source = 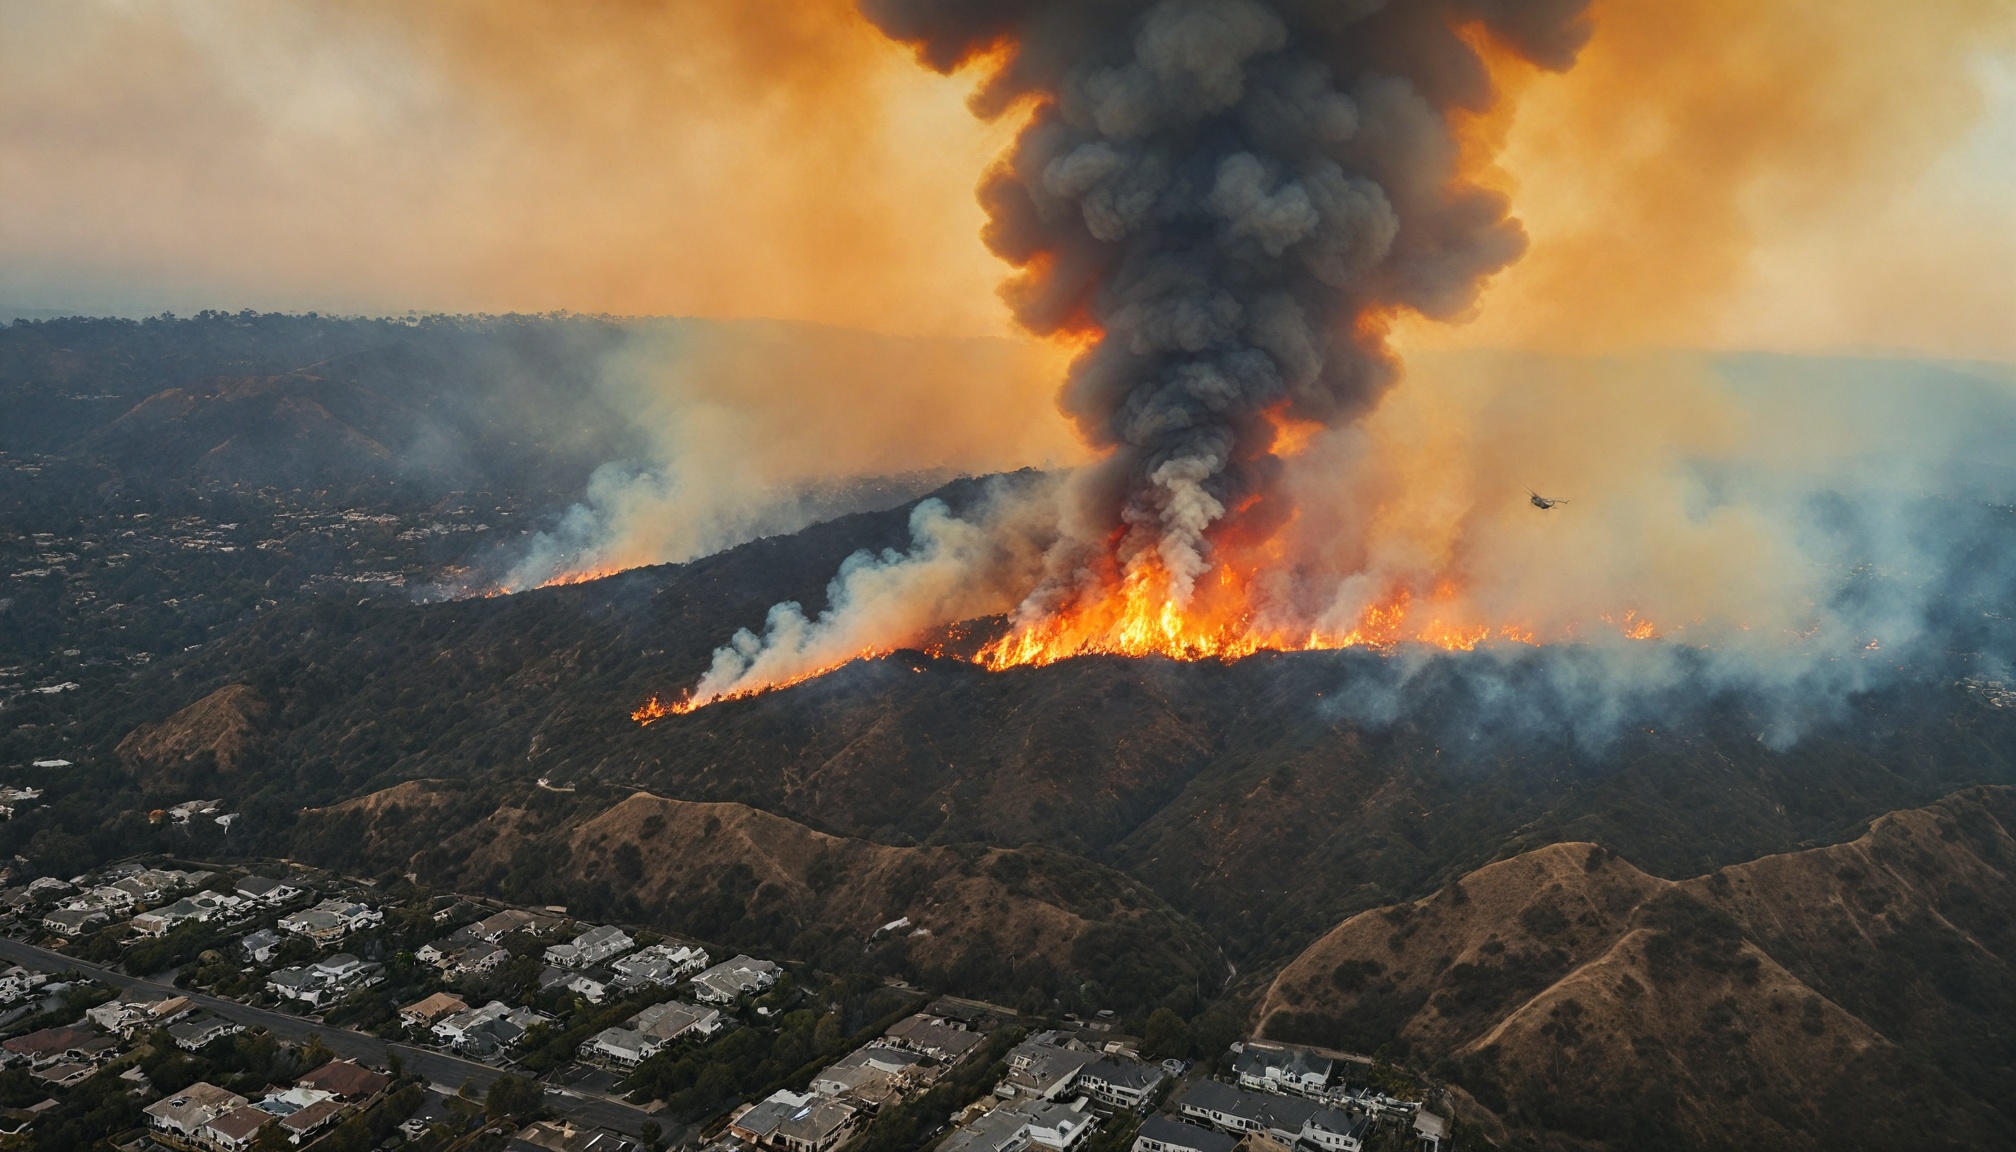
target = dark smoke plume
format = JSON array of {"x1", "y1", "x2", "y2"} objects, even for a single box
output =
[{"x1": 861, "y1": 0, "x2": 1593, "y2": 609}]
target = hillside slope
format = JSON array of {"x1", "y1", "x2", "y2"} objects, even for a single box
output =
[
  {"x1": 294, "y1": 779, "x2": 1225, "y2": 1017},
  {"x1": 1259, "y1": 786, "x2": 2016, "y2": 1150}
]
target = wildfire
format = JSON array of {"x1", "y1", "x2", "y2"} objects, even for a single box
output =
[
  {"x1": 630, "y1": 553, "x2": 1665, "y2": 723},
  {"x1": 540, "y1": 568, "x2": 623, "y2": 589},
  {"x1": 632, "y1": 651, "x2": 898, "y2": 726}
]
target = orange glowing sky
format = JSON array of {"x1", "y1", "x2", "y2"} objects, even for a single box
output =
[{"x1": 2, "y1": 0, "x2": 2012, "y2": 360}]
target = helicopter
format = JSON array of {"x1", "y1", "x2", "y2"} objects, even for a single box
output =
[{"x1": 1529, "y1": 490, "x2": 1568, "y2": 510}]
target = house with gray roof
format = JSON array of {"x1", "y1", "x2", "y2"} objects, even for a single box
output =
[
  {"x1": 1133, "y1": 1115, "x2": 1238, "y2": 1152},
  {"x1": 544, "y1": 925, "x2": 634, "y2": 969},
  {"x1": 1001, "y1": 1034, "x2": 1102, "y2": 1100},
  {"x1": 1233, "y1": 1043, "x2": 1334, "y2": 1098},
  {"x1": 945, "y1": 1098, "x2": 1096, "y2": 1152},
  {"x1": 1177, "y1": 1082, "x2": 1368, "y2": 1152},
  {"x1": 691, "y1": 954, "x2": 781, "y2": 1004}
]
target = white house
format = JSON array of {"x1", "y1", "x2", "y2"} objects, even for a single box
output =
[
  {"x1": 278, "y1": 899, "x2": 381, "y2": 943},
  {"x1": 945, "y1": 1099, "x2": 1095, "y2": 1152},
  {"x1": 234, "y1": 876, "x2": 304, "y2": 906},
  {"x1": 1232, "y1": 1043, "x2": 1333, "y2": 1098},
  {"x1": 87, "y1": 993, "x2": 193, "y2": 1037},
  {"x1": 1077, "y1": 1059, "x2": 1164, "y2": 1111},
  {"x1": 610, "y1": 943, "x2": 708, "y2": 988},
  {"x1": 544, "y1": 925, "x2": 634, "y2": 969},
  {"x1": 1177, "y1": 1082, "x2": 1368, "y2": 1152}
]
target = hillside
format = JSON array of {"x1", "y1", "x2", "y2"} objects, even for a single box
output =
[
  {"x1": 1258, "y1": 786, "x2": 2016, "y2": 1150},
  {"x1": 292, "y1": 779, "x2": 1225, "y2": 1017}
]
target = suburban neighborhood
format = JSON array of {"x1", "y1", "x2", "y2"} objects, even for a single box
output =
[{"x1": 0, "y1": 853, "x2": 1452, "y2": 1152}]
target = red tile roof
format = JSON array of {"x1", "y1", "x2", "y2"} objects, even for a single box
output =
[{"x1": 297, "y1": 1060, "x2": 389, "y2": 1100}]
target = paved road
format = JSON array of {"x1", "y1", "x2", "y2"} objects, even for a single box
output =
[{"x1": 0, "y1": 936, "x2": 654, "y2": 1136}]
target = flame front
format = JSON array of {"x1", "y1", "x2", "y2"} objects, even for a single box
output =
[
  {"x1": 971, "y1": 566, "x2": 1541, "y2": 672},
  {"x1": 631, "y1": 551, "x2": 1666, "y2": 724}
]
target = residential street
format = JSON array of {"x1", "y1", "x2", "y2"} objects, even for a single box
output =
[{"x1": 0, "y1": 935, "x2": 656, "y2": 1136}]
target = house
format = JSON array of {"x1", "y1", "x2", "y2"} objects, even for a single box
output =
[
  {"x1": 886, "y1": 1013, "x2": 986, "y2": 1063},
  {"x1": 417, "y1": 924, "x2": 477, "y2": 963},
  {"x1": 514, "y1": 1119, "x2": 640, "y2": 1152},
  {"x1": 691, "y1": 954, "x2": 782, "y2": 1004},
  {"x1": 943, "y1": 1105, "x2": 1037, "y2": 1152},
  {"x1": 280, "y1": 1098, "x2": 346, "y2": 1142},
  {"x1": 234, "y1": 876, "x2": 303, "y2": 905},
  {"x1": 773, "y1": 1097, "x2": 860, "y2": 1152},
  {"x1": 2, "y1": 1026, "x2": 105, "y2": 1069},
  {"x1": 79, "y1": 886, "x2": 137, "y2": 915},
  {"x1": 144, "y1": 1082, "x2": 249, "y2": 1140},
  {"x1": 277, "y1": 899, "x2": 381, "y2": 943},
  {"x1": 87, "y1": 993, "x2": 193, "y2": 1037},
  {"x1": 810, "y1": 1044, "x2": 930, "y2": 1104},
  {"x1": 39, "y1": 907, "x2": 105, "y2": 936},
  {"x1": 0, "y1": 967, "x2": 46, "y2": 1005},
  {"x1": 168, "y1": 799, "x2": 222, "y2": 824},
  {"x1": 297, "y1": 1059, "x2": 391, "y2": 1101},
  {"x1": 265, "y1": 953, "x2": 381, "y2": 1007},
  {"x1": 31, "y1": 1061, "x2": 94, "y2": 1088},
  {"x1": 266, "y1": 967, "x2": 319, "y2": 1003},
  {"x1": 1177, "y1": 1082, "x2": 1368, "y2": 1152},
  {"x1": 731, "y1": 1091, "x2": 816, "y2": 1146},
  {"x1": 1134, "y1": 1116, "x2": 1239, "y2": 1152},
  {"x1": 1233, "y1": 1044, "x2": 1333, "y2": 1098},
  {"x1": 312, "y1": 952, "x2": 376, "y2": 984},
  {"x1": 632, "y1": 1001, "x2": 722, "y2": 1044},
  {"x1": 539, "y1": 966, "x2": 612, "y2": 1003},
  {"x1": 945, "y1": 1099, "x2": 1096, "y2": 1152},
  {"x1": 1077, "y1": 1059, "x2": 1165, "y2": 1111},
  {"x1": 202, "y1": 1106, "x2": 271, "y2": 1152},
  {"x1": 609, "y1": 943, "x2": 708, "y2": 988},
  {"x1": 432, "y1": 1002, "x2": 546, "y2": 1053},
  {"x1": 254, "y1": 1083, "x2": 336, "y2": 1116},
  {"x1": 580, "y1": 1027, "x2": 655, "y2": 1069},
  {"x1": 168, "y1": 1013, "x2": 244, "y2": 1051},
  {"x1": 465, "y1": 907, "x2": 562, "y2": 943},
  {"x1": 1413, "y1": 1111, "x2": 1447, "y2": 1151},
  {"x1": 544, "y1": 925, "x2": 634, "y2": 969},
  {"x1": 579, "y1": 1001, "x2": 721, "y2": 1067},
  {"x1": 447, "y1": 942, "x2": 509, "y2": 977},
  {"x1": 1014, "y1": 1100, "x2": 1099, "y2": 1151},
  {"x1": 400, "y1": 992, "x2": 468, "y2": 1029},
  {"x1": 131, "y1": 892, "x2": 244, "y2": 937},
  {"x1": 24, "y1": 877, "x2": 72, "y2": 901},
  {"x1": 238, "y1": 928, "x2": 283, "y2": 964},
  {"x1": 1001, "y1": 1034, "x2": 1102, "y2": 1100}
]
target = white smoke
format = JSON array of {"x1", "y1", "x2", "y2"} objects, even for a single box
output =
[{"x1": 683, "y1": 483, "x2": 1056, "y2": 707}]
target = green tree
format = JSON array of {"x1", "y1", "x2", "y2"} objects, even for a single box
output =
[
  {"x1": 1142, "y1": 1007, "x2": 1194, "y2": 1061},
  {"x1": 814, "y1": 1011, "x2": 846, "y2": 1055},
  {"x1": 486, "y1": 1073, "x2": 545, "y2": 1121},
  {"x1": 299, "y1": 1033, "x2": 335, "y2": 1070}
]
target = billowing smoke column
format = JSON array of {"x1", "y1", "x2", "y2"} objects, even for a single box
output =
[{"x1": 861, "y1": 0, "x2": 1592, "y2": 643}]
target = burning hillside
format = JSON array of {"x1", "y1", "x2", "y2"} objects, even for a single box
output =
[{"x1": 629, "y1": 0, "x2": 1620, "y2": 718}]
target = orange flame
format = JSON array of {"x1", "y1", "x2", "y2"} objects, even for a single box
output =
[
  {"x1": 632, "y1": 650, "x2": 900, "y2": 726},
  {"x1": 628, "y1": 551, "x2": 1673, "y2": 721}
]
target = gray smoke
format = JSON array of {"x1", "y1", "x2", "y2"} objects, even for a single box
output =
[{"x1": 861, "y1": 0, "x2": 1593, "y2": 609}]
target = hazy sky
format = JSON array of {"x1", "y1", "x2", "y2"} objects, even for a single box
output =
[{"x1": 2, "y1": 0, "x2": 2012, "y2": 358}]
